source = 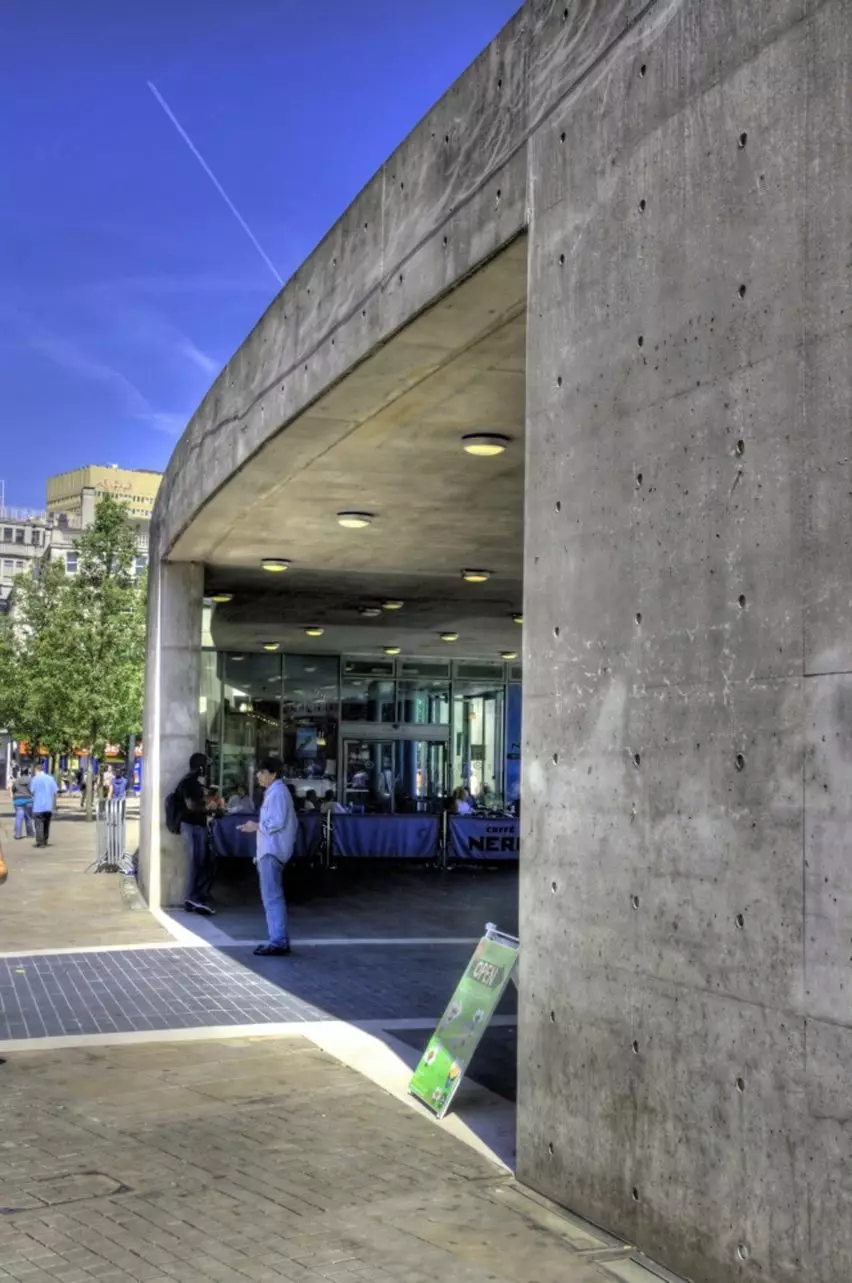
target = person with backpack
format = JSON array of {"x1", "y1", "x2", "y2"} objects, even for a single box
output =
[
  {"x1": 166, "y1": 752, "x2": 216, "y2": 916},
  {"x1": 238, "y1": 757, "x2": 297, "y2": 956}
]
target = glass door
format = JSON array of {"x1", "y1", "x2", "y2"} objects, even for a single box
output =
[{"x1": 343, "y1": 739, "x2": 397, "y2": 813}]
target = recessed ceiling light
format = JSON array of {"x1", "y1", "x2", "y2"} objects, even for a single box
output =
[
  {"x1": 384, "y1": 646, "x2": 401, "y2": 656},
  {"x1": 359, "y1": 606, "x2": 381, "y2": 618},
  {"x1": 231, "y1": 654, "x2": 245, "y2": 662},
  {"x1": 382, "y1": 600, "x2": 404, "y2": 611},
  {"x1": 263, "y1": 643, "x2": 280, "y2": 652},
  {"x1": 501, "y1": 651, "x2": 518, "y2": 661},
  {"x1": 512, "y1": 613, "x2": 523, "y2": 625},
  {"x1": 462, "y1": 433, "x2": 510, "y2": 457},
  {"x1": 337, "y1": 511, "x2": 374, "y2": 529},
  {"x1": 261, "y1": 558, "x2": 290, "y2": 572},
  {"x1": 440, "y1": 632, "x2": 459, "y2": 643},
  {"x1": 305, "y1": 626, "x2": 324, "y2": 637},
  {"x1": 210, "y1": 593, "x2": 233, "y2": 604},
  {"x1": 305, "y1": 665, "x2": 317, "y2": 673},
  {"x1": 462, "y1": 569, "x2": 492, "y2": 583}
]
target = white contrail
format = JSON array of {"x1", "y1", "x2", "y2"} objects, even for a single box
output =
[{"x1": 147, "y1": 80, "x2": 284, "y2": 287}]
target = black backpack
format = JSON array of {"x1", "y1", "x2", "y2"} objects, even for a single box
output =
[{"x1": 164, "y1": 775, "x2": 189, "y2": 835}]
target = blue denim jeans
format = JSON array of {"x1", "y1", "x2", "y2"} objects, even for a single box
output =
[
  {"x1": 181, "y1": 822, "x2": 214, "y2": 905},
  {"x1": 257, "y1": 855, "x2": 289, "y2": 948},
  {"x1": 14, "y1": 805, "x2": 34, "y2": 838}
]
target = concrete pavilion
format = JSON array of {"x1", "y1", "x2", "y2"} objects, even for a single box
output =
[{"x1": 141, "y1": 4, "x2": 852, "y2": 1282}]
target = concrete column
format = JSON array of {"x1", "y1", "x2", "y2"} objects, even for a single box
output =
[
  {"x1": 139, "y1": 555, "x2": 204, "y2": 908},
  {"x1": 519, "y1": 3, "x2": 852, "y2": 1283}
]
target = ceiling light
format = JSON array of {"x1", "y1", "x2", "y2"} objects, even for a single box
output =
[
  {"x1": 261, "y1": 558, "x2": 290, "y2": 573},
  {"x1": 462, "y1": 433, "x2": 510, "y2": 457},
  {"x1": 440, "y1": 632, "x2": 459, "y2": 643},
  {"x1": 231, "y1": 655, "x2": 245, "y2": 662},
  {"x1": 462, "y1": 569, "x2": 492, "y2": 584},
  {"x1": 359, "y1": 606, "x2": 381, "y2": 618},
  {"x1": 263, "y1": 643, "x2": 280, "y2": 652},
  {"x1": 501, "y1": 651, "x2": 518, "y2": 661},
  {"x1": 512, "y1": 613, "x2": 523, "y2": 625},
  {"x1": 337, "y1": 511, "x2": 374, "y2": 529},
  {"x1": 382, "y1": 600, "x2": 404, "y2": 611},
  {"x1": 384, "y1": 646, "x2": 401, "y2": 656},
  {"x1": 305, "y1": 665, "x2": 317, "y2": 673},
  {"x1": 210, "y1": 593, "x2": 233, "y2": 604},
  {"x1": 305, "y1": 626, "x2": 324, "y2": 638}
]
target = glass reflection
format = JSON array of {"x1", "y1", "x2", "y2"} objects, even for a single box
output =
[{"x1": 280, "y1": 654, "x2": 339, "y2": 808}]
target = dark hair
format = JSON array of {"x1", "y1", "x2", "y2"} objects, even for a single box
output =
[{"x1": 258, "y1": 757, "x2": 283, "y2": 777}]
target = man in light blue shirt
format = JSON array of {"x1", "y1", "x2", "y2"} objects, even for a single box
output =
[
  {"x1": 238, "y1": 757, "x2": 297, "y2": 956},
  {"x1": 30, "y1": 763, "x2": 58, "y2": 848}
]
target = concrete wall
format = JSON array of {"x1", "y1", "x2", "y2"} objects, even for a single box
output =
[
  {"x1": 144, "y1": 1, "x2": 852, "y2": 1278},
  {"x1": 139, "y1": 555, "x2": 203, "y2": 908},
  {"x1": 520, "y1": 2, "x2": 852, "y2": 1282}
]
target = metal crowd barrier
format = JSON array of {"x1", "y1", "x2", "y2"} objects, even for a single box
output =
[{"x1": 92, "y1": 798, "x2": 127, "y2": 873}]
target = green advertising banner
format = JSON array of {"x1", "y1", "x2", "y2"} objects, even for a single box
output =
[{"x1": 409, "y1": 923, "x2": 519, "y2": 1119}]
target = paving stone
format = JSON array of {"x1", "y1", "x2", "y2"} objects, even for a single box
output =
[{"x1": 0, "y1": 1038, "x2": 645, "y2": 1282}]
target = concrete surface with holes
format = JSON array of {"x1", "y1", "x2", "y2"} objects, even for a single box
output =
[
  {"x1": 0, "y1": 1037, "x2": 681, "y2": 1283},
  {"x1": 136, "y1": 2, "x2": 852, "y2": 1281}
]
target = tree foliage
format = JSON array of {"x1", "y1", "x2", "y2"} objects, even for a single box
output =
[{"x1": 0, "y1": 496, "x2": 147, "y2": 815}]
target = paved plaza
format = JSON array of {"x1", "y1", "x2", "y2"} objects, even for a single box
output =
[{"x1": 0, "y1": 797, "x2": 675, "y2": 1283}]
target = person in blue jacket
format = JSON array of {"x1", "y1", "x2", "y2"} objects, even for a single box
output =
[{"x1": 238, "y1": 757, "x2": 297, "y2": 957}]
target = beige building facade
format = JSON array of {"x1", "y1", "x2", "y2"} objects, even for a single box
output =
[{"x1": 46, "y1": 465, "x2": 161, "y2": 522}]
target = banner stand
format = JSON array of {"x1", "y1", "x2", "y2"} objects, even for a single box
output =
[{"x1": 409, "y1": 922, "x2": 520, "y2": 1120}]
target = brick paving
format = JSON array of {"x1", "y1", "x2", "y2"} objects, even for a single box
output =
[
  {"x1": 0, "y1": 943, "x2": 517, "y2": 1041},
  {"x1": 0, "y1": 1038, "x2": 661, "y2": 1283},
  {"x1": 0, "y1": 799, "x2": 169, "y2": 954}
]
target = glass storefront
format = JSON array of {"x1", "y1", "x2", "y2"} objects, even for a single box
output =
[{"x1": 202, "y1": 651, "x2": 520, "y2": 811}]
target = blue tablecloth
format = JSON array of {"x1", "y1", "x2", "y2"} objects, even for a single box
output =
[
  {"x1": 447, "y1": 815, "x2": 519, "y2": 862},
  {"x1": 331, "y1": 813, "x2": 440, "y2": 860},
  {"x1": 211, "y1": 812, "x2": 323, "y2": 862}
]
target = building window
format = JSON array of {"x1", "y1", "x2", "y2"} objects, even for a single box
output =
[
  {"x1": 2, "y1": 559, "x2": 12, "y2": 577},
  {"x1": 15, "y1": 560, "x2": 23, "y2": 571},
  {"x1": 135, "y1": 555, "x2": 148, "y2": 576},
  {"x1": 65, "y1": 552, "x2": 78, "y2": 574},
  {"x1": 2, "y1": 528, "x2": 11, "y2": 543},
  {"x1": 31, "y1": 530, "x2": 41, "y2": 546},
  {"x1": 14, "y1": 529, "x2": 24, "y2": 544}
]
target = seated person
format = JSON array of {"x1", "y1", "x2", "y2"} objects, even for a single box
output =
[
  {"x1": 226, "y1": 784, "x2": 256, "y2": 815},
  {"x1": 319, "y1": 788, "x2": 346, "y2": 815},
  {"x1": 452, "y1": 786, "x2": 474, "y2": 815},
  {"x1": 303, "y1": 788, "x2": 319, "y2": 812}
]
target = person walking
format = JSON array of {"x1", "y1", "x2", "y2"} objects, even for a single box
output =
[
  {"x1": 238, "y1": 757, "x2": 297, "y2": 957},
  {"x1": 176, "y1": 753, "x2": 216, "y2": 916},
  {"x1": 30, "y1": 763, "x2": 58, "y2": 848},
  {"x1": 11, "y1": 769, "x2": 35, "y2": 840}
]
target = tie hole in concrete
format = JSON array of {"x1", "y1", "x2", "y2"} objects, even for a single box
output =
[
  {"x1": 632, "y1": 1040, "x2": 640, "y2": 1055},
  {"x1": 639, "y1": 198, "x2": 647, "y2": 212},
  {"x1": 633, "y1": 752, "x2": 641, "y2": 768},
  {"x1": 735, "y1": 753, "x2": 745, "y2": 771},
  {"x1": 738, "y1": 132, "x2": 748, "y2": 149},
  {"x1": 735, "y1": 913, "x2": 745, "y2": 930},
  {"x1": 738, "y1": 594, "x2": 747, "y2": 609},
  {"x1": 736, "y1": 1077, "x2": 746, "y2": 1093},
  {"x1": 737, "y1": 1244, "x2": 750, "y2": 1262},
  {"x1": 631, "y1": 895, "x2": 640, "y2": 910},
  {"x1": 735, "y1": 438, "x2": 745, "y2": 456},
  {"x1": 635, "y1": 611, "x2": 642, "y2": 624},
  {"x1": 738, "y1": 283, "x2": 747, "y2": 298}
]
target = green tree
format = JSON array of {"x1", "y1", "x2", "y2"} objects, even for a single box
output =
[
  {"x1": 0, "y1": 560, "x2": 80, "y2": 767},
  {"x1": 66, "y1": 496, "x2": 147, "y2": 818}
]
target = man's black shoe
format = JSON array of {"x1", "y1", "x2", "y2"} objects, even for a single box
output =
[
  {"x1": 185, "y1": 900, "x2": 215, "y2": 916},
  {"x1": 253, "y1": 944, "x2": 291, "y2": 957}
]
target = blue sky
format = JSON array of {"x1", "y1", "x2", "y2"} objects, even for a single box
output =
[{"x1": 1, "y1": 0, "x2": 520, "y2": 509}]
